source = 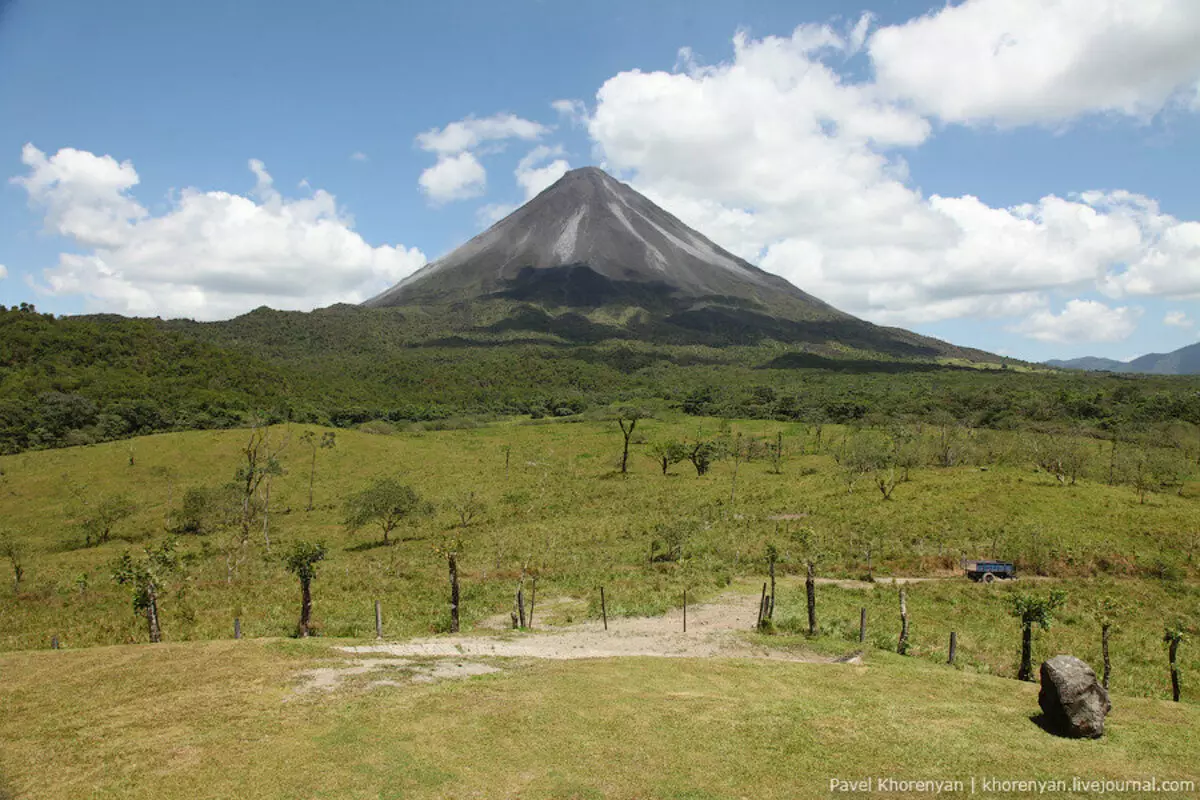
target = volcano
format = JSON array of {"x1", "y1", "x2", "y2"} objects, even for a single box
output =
[{"x1": 366, "y1": 167, "x2": 994, "y2": 360}]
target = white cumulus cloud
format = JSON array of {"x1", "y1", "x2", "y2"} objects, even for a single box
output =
[
  {"x1": 1012, "y1": 300, "x2": 1141, "y2": 343},
  {"x1": 515, "y1": 145, "x2": 570, "y2": 201},
  {"x1": 13, "y1": 144, "x2": 426, "y2": 321},
  {"x1": 350, "y1": 151, "x2": 368, "y2": 162},
  {"x1": 1164, "y1": 310, "x2": 1194, "y2": 328},
  {"x1": 869, "y1": 0, "x2": 1200, "y2": 125},
  {"x1": 583, "y1": 23, "x2": 1200, "y2": 328},
  {"x1": 0, "y1": 264, "x2": 7, "y2": 280},
  {"x1": 416, "y1": 113, "x2": 548, "y2": 156},
  {"x1": 418, "y1": 151, "x2": 487, "y2": 203},
  {"x1": 415, "y1": 112, "x2": 549, "y2": 204}
]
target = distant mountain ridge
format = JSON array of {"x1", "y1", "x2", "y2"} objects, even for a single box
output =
[
  {"x1": 366, "y1": 166, "x2": 1003, "y2": 361},
  {"x1": 1047, "y1": 341, "x2": 1200, "y2": 375}
]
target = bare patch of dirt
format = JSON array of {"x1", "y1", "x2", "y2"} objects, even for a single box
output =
[
  {"x1": 343, "y1": 591, "x2": 851, "y2": 664},
  {"x1": 293, "y1": 658, "x2": 502, "y2": 694}
]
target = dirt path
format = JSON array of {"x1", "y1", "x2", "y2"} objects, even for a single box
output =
[{"x1": 342, "y1": 591, "x2": 853, "y2": 664}]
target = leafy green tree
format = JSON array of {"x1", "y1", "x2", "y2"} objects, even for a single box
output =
[
  {"x1": 79, "y1": 493, "x2": 137, "y2": 547},
  {"x1": 112, "y1": 540, "x2": 180, "y2": 643},
  {"x1": 344, "y1": 478, "x2": 431, "y2": 545},
  {"x1": 283, "y1": 540, "x2": 327, "y2": 638},
  {"x1": 686, "y1": 439, "x2": 723, "y2": 477},
  {"x1": 647, "y1": 440, "x2": 688, "y2": 476},
  {"x1": 1010, "y1": 589, "x2": 1067, "y2": 681}
]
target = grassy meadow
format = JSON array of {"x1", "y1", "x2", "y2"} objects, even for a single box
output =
[
  {"x1": 1, "y1": 414, "x2": 1198, "y2": 702},
  {"x1": 2, "y1": 639, "x2": 1199, "y2": 800}
]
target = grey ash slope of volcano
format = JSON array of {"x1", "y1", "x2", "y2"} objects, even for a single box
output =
[{"x1": 367, "y1": 167, "x2": 996, "y2": 360}]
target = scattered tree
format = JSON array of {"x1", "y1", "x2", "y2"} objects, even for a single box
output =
[
  {"x1": 434, "y1": 539, "x2": 463, "y2": 633},
  {"x1": 841, "y1": 432, "x2": 899, "y2": 499},
  {"x1": 932, "y1": 414, "x2": 963, "y2": 468},
  {"x1": 1031, "y1": 433, "x2": 1088, "y2": 485},
  {"x1": 112, "y1": 539, "x2": 179, "y2": 643},
  {"x1": 891, "y1": 425, "x2": 922, "y2": 481},
  {"x1": 450, "y1": 490, "x2": 485, "y2": 529},
  {"x1": 299, "y1": 430, "x2": 336, "y2": 512},
  {"x1": 1119, "y1": 446, "x2": 1179, "y2": 504},
  {"x1": 1164, "y1": 624, "x2": 1185, "y2": 702},
  {"x1": 343, "y1": 478, "x2": 431, "y2": 545},
  {"x1": 233, "y1": 424, "x2": 285, "y2": 555},
  {"x1": 1, "y1": 532, "x2": 24, "y2": 592},
  {"x1": 647, "y1": 440, "x2": 688, "y2": 476},
  {"x1": 768, "y1": 431, "x2": 784, "y2": 475},
  {"x1": 686, "y1": 439, "x2": 723, "y2": 477},
  {"x1": 1092, "y1": 596, "x2": 1122, "y2": 691},
  {"x1": 1010, "y1": 589, "x2": 1067, "y2": 681},
  {"x1": 79, "y1": 493, "x2": 137, "y2": 547},
  {"x1": 283, "y1": 540, "x2": 326, "y2": 638},
  {"x1": 897, "y1": 588, "x2": 910, "y2": 655},
  {"x1": 615, "y1": 408, "x2": 646, "y2": 474}
]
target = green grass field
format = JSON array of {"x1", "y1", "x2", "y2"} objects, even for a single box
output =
[
  {"x1": 3, "y1": 416, "x2": 1200, "y2": 798},
  {"x1": 0, "y1": 419, "x2": 1190, "y2": 681},
  {"x1": 1, "y1": 416, "x2": 1197, "y2": 702},
  {"x1": 2, "y1": 638, "x2": 1198, "y2": 800}
]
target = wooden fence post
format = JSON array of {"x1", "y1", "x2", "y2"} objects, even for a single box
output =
[
  {"x1": 51, "y1": 635, "x2": 59, "y2": 650},
  {"x1": 600, "y1": 586, "x2": 608, "y2": 631},
  {"x1": 948, "y1": 631, "x2": 957, "y2": 665},
  {"x1": 859, "y1": 608, "x2": 866, "y2": 643},
  {"x1": 756, "y1": 582, "x2": 768, "y2": 629},
  {"x1": 806, "y1": 562, "x2": 818, "y2": 636},
  {"x1": 374, "y1": 600, "x2": 383, "y2": 640},
  {"x1": 897, "y1": 589, "x2": 910, "y2": 655},
  {"x1": 683, "y1": 589, "x2": 687, "y2": 633},
  {"x1": 234, "y1": 618, "x2": 241, "y2": 640},
  {"x1": 1169, "y1": 638, "x2": 1182, "y2": 702},
  {"x1": 528, "y1": 577, "x2": 536, "y2": 630}
]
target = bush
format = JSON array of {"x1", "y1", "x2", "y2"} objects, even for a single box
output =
[{"x1": 358, "y1": 420, "x2": 396, "y2": 436}]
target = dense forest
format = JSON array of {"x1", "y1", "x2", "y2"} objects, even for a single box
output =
[{"x1": 3, "y1": 302, "x2": 1199, "y2": 454}]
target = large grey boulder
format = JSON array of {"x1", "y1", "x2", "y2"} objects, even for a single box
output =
[{"x1": 1038, "y1": 655, "x2": 1111, "y2": 738}]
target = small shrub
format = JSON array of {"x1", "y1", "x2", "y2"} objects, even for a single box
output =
[{"x1": 358, "y1": 420, "x2": 396, "y2": 436}]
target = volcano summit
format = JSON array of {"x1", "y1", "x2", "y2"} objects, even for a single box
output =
[{"x1": 367, "y1": 167, "x2": 992, "y2": 359}]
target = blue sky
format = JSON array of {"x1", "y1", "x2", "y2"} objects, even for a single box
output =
[{"x1": 1, "y1": 0, "x2": 1199, "y2": 363}]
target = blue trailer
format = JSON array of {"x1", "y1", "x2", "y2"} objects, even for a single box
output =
[{"x1": 963, "y1": 560, "x2": 1016, "y2": 583}]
